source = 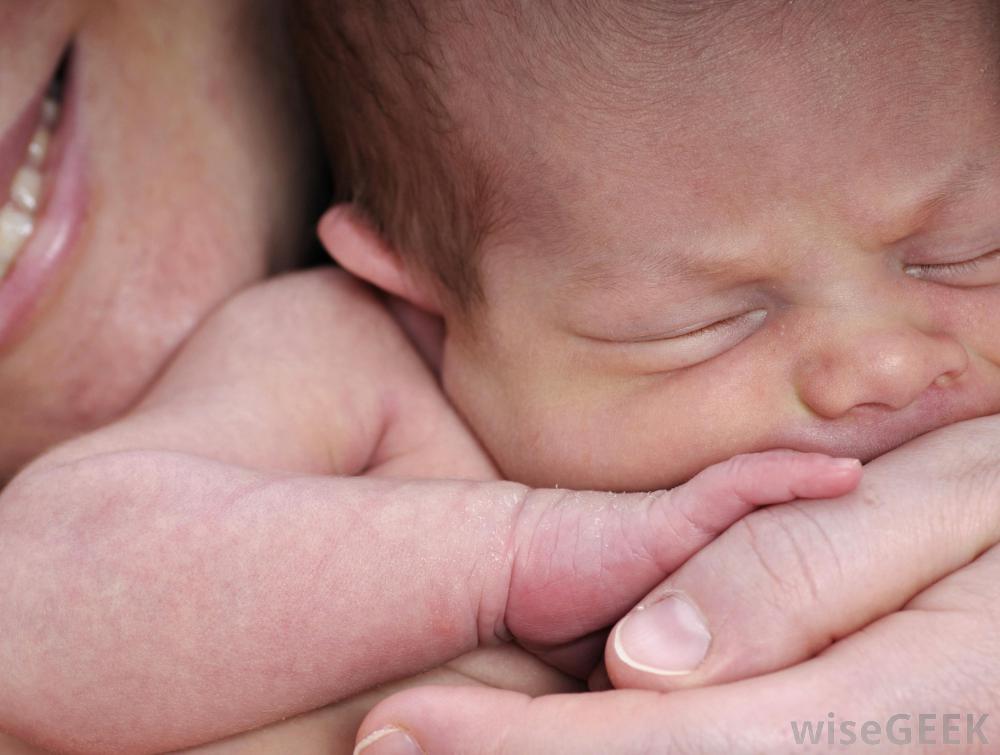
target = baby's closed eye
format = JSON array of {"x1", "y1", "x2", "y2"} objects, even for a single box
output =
[{"x1": 904, "y1": 248, "x2": 1000, "y2": 287}]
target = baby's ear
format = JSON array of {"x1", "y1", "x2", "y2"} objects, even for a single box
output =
[{"x1": 318, "y1": 205, "x2": 441, "y2": 314}]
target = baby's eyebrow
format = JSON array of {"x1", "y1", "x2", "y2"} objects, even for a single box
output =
[
  {"x1": 905, "y1": 158, "x2": 991, "y2": 229},
  {"x1": 563, "y1": 238, "x2": 746, "y2": 294},
  {"x1": 561, "y1": 158, "x2": 997, "y2": 296},
  {"x1": 567, "y1": 158, "x2": 996, "y2": 291}
]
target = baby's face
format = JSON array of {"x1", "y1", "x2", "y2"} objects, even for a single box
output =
[{"x1": 438, "y1": 2, "x2": 1000, "y2": 490}]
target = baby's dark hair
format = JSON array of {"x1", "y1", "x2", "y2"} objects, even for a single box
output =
[
  {"x1": 293, "y1": 1, "x2": 508, "y2": 308},
  {"x1": 291, "y1": 0, "x2": 822, "y2": 309}
]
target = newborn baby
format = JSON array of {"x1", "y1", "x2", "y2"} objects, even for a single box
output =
[
  {"x1": 5, "y1": 0, "x2": 1000, "y2": 753},
  {"x1": 302, "y1": 0, "x2": 1000, "y2": 493}
]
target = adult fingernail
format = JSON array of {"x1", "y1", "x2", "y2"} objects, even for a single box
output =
[
  {"x1": 354, "y1": 725, "x2": 424, "y2": 755},
  {"x1": 613, "y1": 593, "x2": 711, "y2": 675}
]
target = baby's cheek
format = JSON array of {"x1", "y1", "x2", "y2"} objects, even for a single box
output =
[
  {"x1": 495, "y1": 373, "x2": 777, "y2": 492},
  {"x1": 948, "y1": 287, "x2": 1000, "y2": 367},
  {"x1": 449, "y1": 331, "x2": 797, "y2": 492}
]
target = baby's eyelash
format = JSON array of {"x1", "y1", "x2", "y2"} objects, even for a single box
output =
[
  {"x1": 669, "y1": 310, "x2": 765, "y2": 340},
  {"x1": 904, "y1": 250, "x2": 997, "y2": 279}
]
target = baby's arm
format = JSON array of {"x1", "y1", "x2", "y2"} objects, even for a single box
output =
[{"x1": 0, "y1": 270, "x2": 859, "y2": 754}]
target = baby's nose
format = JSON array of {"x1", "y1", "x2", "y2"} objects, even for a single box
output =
[{"x1": 794, "y1": 324, "x2": 969, "y2": 419}]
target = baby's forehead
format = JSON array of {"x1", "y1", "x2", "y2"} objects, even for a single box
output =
[
  {"x1": 445, "y1": 1, "x2": 994, "y2": 91},
  {"x1": 444, "y1": 0, "x2": 996, "y2": 133},
  {"x1": 459, "y1": 1, "x2": 1000, "y2": 250}
]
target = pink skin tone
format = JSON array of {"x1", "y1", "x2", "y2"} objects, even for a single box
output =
[
  {"x1": 0, "y1": 0, "x2": 318, "y2": 480},
  {"x1": 0, "y1": 4, "x2": 684, "y2": 751},
  {"x1": 0, "y1": 5, "x2": 491, "y2": 755},
  {"x1": 425, "y1": 11, "x2": 1000, "y2": 495},
  {"x1": 0, "y1": 1, "x2": 325, "y2": 752},
  {"x1": 3, "y1": 3, "x2": 998, "y2": 755},
  {"x1": 355, "y1": 415, "x2": 1000, "y2": 754},
  {"x1": 333, "y1": 1, "x2": 1000, "y2": 752},
  {"x1": 0, "y1": 265, "x2": 859, "y2": 752}
]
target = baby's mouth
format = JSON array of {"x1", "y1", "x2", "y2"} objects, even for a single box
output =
[{"x1": 0, "y1": 56, "x2": 65, "y2": 280}]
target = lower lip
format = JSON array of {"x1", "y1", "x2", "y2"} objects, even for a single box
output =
[{"x1": 0, "y1": 53, "x2": 87, "y2": 351}]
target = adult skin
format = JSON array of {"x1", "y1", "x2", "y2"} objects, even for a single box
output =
[
  {"x1": 0, "y1": 0, "x2": 319, "y2": 481},
  {"x1": 355, "y1": 414, "x2": 1000, "y2": 753},
  {"x1": 0, "y1": 1, "x2": 327, "y2": 751}
]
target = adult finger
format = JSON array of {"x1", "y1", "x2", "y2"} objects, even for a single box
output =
[
  {"x1": 604, "y1": 415, "x2": 1000, "y2": 689},
  {"x1": 355, "y1": 543, "x2": 1000, "y2": 753}
]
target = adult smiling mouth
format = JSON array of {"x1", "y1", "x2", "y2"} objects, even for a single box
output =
[
  {"x1": 0, "y1": 56, "x2": 64, "y2": 275},
  {"x1": 0, "y1": 48, "x2": 86, "y2": 348}
]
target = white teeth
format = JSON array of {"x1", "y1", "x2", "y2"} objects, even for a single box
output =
[
  {"x1": 11, "y1": 166, "x2": 42, "y2": 212},
  {"x1": 27, "y1": 127, "x2": 49, "y2": 166},
  {"x1": 0, "y1": 204, "x2": 33, "y2": 239},
  {"x1": 0, "y1": 94, "x2": 59, "y2": 281},
  {"x1": 41, "y1": 97, "x2": 59, "y2": 128},
  {"x1": 0, "y1": 205, "x2": 34, "y2": 276}
]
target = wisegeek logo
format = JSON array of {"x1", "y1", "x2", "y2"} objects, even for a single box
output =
[{"x1": 789, "y1": 713, "x2": 989, "y2": 747}]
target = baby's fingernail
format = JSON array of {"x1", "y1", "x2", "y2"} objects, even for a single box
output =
[
  {"x1": 832, "y1": 457, "x2": 861, "y2": 470},
  {"x1": 354, "y1": 726, "x2": 424, "y2": 755},
  {"x1": 613, "y1": 593, "x2": 711, "y2": 675}
]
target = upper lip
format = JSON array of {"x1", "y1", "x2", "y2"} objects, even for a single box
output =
[{"x1": 774, "y1": 376, "x2": 1000, "y2": 461}]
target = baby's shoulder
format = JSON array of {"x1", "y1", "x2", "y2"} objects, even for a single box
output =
[
  {"x1": 28, "y1": 268, "x2": 476, "y2": 478},
  {"x1": 214, "y1": 270, "x2": 497, "y2": 480},
  {"x1": 235, "y1": 266, "x2": 385, "y2": 317},
  {"x1": 184, "y1": 267, "x2": 421, "y2": 378},
  {"x1": 207, "y1": 267, "x2": 393, "y2": 343},
  {"x1": 148, "y1": 267, "x2": 477, "y2": 476}
]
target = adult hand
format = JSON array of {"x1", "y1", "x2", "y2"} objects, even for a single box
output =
[{"x1": 353, "y1": 414, "x2": 1000, "y2": 753}]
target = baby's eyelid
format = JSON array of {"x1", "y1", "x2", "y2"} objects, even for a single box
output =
[
  {"x1": 903, "y1": 248, "x2": 1000, "y2": 281},
  {"x1": 669, "y1": 308, "x2": 767, "y2": 340}
]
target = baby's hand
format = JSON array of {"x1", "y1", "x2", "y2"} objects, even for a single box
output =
[{"x1": 497, "y1": 450, "x2": 860, "y2": 672}]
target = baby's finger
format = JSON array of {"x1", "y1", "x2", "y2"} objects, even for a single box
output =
[
  {"x1": 503, "y1": 451, "x2": 858, "y2": 648},
  {"x1": 671, "y1": 450, "x2": 860, "y2": 528}
]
